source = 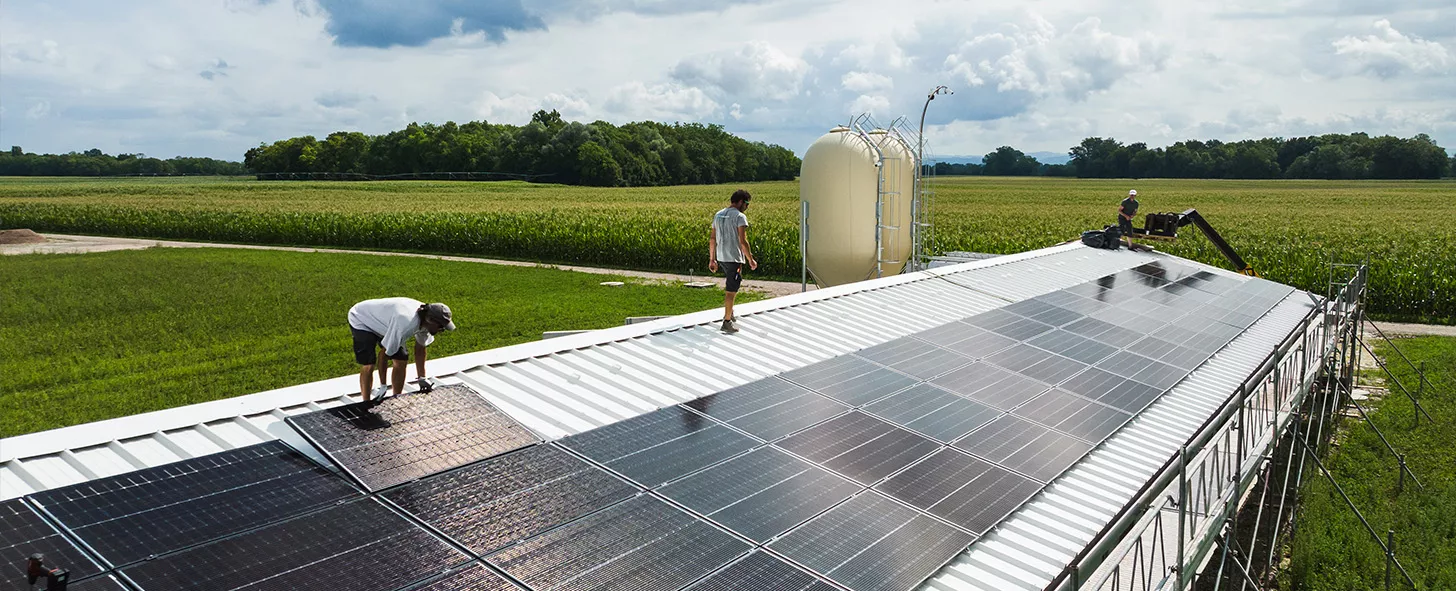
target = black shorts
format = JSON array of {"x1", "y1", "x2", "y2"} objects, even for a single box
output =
[
  {"x1": 1118, "y1": 217, "x2": 1133, "y2": 238},
  {"x1": 351, "y1": 327, "x2": 408, "y2": 365},
  {"x1": 719, "y1": 261, "x2": 743, "y2": 293}
]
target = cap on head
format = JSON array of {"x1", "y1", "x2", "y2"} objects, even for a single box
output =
[
  {"x1": 423, "y1": 303, "x2": 455, "y2": 331},
  {"x1": 1128, "y1": 189, "x2": 1138, "y2": 197}
]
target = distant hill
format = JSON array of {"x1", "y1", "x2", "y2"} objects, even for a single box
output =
[{"x1": 930, "y1": 152, "x2": 1071, "y2": 165}]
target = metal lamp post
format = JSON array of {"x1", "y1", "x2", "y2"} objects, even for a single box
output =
[{"x1": 914, "y1": 85, "x2": 950, "y2": 271}]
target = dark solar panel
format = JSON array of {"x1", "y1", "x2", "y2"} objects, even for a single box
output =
[
  {"x1": 937, "y1": 330, "x2": 1019, "y2": 360},
  {"x1": 988, "y1": 346, "x2": 1088, "y2": 386},
  {"x1": 781, "y1": 356, "x2": 918, "y2": 406},
  {"x1": 121, "y1": 499, "x2": 467, "y2": 591},
  {"x1": 720, "y1": 390, "x2": 849, "y2": 442},
  {"x1": 1127, "y1": 335, "x2": 1180, "y2": 361},
  {"x1": 864, "y1": 384, "x2": 1002, "y2": 443},
  {"x1": 687, "y1": 551, "x2": 837, "y2": 591},
  {"x1": 910, "y1": 321, "x2": 983, "y2": 348},
  {"x1": 68, "y1": 575, "x2": 130, "y2": 591},
  {"x1": 876, "y1": 449, "x2": 1042, "y2": 534},
  {"x1": 769, "y1": 492, "x2": 974, "y2": 591},
  {"x1": 560, "y1": 406, "x2": 713, "y2": 463},
  {"x1": 487, "y1": 495, "x2": 749, "y2": 591},
  {"x1": 29, "y1": 441, "x2": 359, "y2": 567},
  {"x1": 776, "y1": 412, "x2": 940, "y2": 486},
  {"x1": 954, "y1": 416, "x2": 1092, "y2": 482},
  {"x1": 404, "y1": 564, "x2": 516, "y2": 591},
  {"x1": 1090, "y1": 379, "x2": 1167, "y2": 414},
  {"x1": 0, "y1": 499, "x2": 102, "y2": 585},
  {"x1": 686, "y1": 378, "x2": 809, "y2": 421},
  {"x1": 855, "y1": 338, "x2": 972, "y2": 380},
  {"x1": 931, "y1": 363, "x2": 1050, "y2": 410},
  {"x1": 384, "y1": 444, "x2": 638, "y2": 555},
  {"x1": 961, "y1": 307, "x2": 1026, "y2": 331},
  {"x1": 1026, "y1": 330, "x2": 1119, "y2": 365},
  {"x1": 286, "y1": 385, "x2": 538, "y2": 491},
  {"x1": 1013, "y1": 389, "x2": 1133, "y2": 442},
  {"x1": 986, "y1": 315, "x2": 1057, "y2": 341},
  {"x1": 1058, "y1": 367, "x2": 1126, "y2": 399},
  {"x1": 604, "y1": 423, "x2": 759, "y2": 487},
  {"x1": 1128, "y1": 359, "x2": 1189, "y2": 392},
  {"x1": 661, "y1": 448, "x2": 860, "y2": 543}
]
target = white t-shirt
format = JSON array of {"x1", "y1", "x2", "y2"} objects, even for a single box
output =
[
  {"x1": 713, "y1": 206, "x2": 749, "y2": 264},
  {"x1": 348, "y1": 297, "x2": 435, "y2": 356}
]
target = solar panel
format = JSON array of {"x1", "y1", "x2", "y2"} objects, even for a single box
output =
[
  {"x1": 775, "y1": 412, "x2": 940, "y2": 486},
  {"x1": 384, "y1": 444, "x2": 638, "y2": 555},
  {"x1": 864, "y1": 384, "x2": 1002, "y2": 443},
  {"x1": 909, "y1": 320, "x2": 983, "y2": 348},
  {"x1": 1013, "y1": 389, "x2": 1133, "y2": 443},
  {"x1": 1026, "y1": 330, "x2": 1120, "y2": 365},
  {"x1": 120, "y1": 499, "x2": 467, "y2": 591},
  {"x1": 985, "y1": 315, "x2": 1057, "y2": 341},
  {"x1": 487, "y1": 495, "x2": 749, "y2": 591},
  {"x1": 403, "y1": 564, "x2": 516, "y2": 591},
  {"x1": 28, "y1": 441, "x2": 359, "y2": 567},
  {"x1": 987, "y1": 345, "x2": 1088, "y2": 385},
  {"x1": 0, "y1": 499, "x2": 102, "y2": 586},
  {"x1": 660, "y1": 448, "x2": 860, "y2": 543},
  {"x1": 931, "y1": 362, "x2": 1049, "y2": 410},
  {"x1": 936, "y1": 330, "x2": 1019, "y2": 360},
  {"x1": 687, "y1": 551, "x2": 838, "y2": 591},
  {"x1": 686, "y1": 378, "x2": 808, "y2": 422},
  {"x1": 954, "y1": 416, "x2": 1092, "y2": 482},
  {"x1": 854, "y1": 338, "x2": 973, "y2": 380},
  {"x1": 286, "y1": 385, "x2": 539, "y2": 491},
  {"x1": 781, "y1": 355, "x2": 919, "y2": 407},
  {"x1": 564, "y1": 406, "x2": 759, "y2": 487},
  {"x1": 876, "y1": 449, "x2": 1042, "y2": 535},
  {"x1": 67, "y1": 575, "x2": 130, "y2": 591},
  {"x1": 1090, "y1": 379, "x2": 1167, "y2": 414},
  {"x1": 721, "y1": 391, "x2": 849, "y2": 442},
  {"x1": 769, "y1": 492, "x2": 975, "y2": 591}
]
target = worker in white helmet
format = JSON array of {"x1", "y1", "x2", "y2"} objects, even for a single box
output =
[{"x1": 1118, "y1": 189, "x2": 1140, "y2": 248}]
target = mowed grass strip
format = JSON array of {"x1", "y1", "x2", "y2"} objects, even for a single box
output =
[
  {"x1": 1287, "y1": 336, "x2": 1456, "y2": 590},
  {"x1": 1, "y1": 176, "x2": 1452, "y2": 322},
  {"x1": 0, "y1": 247, "x2": 750, "y2": 437}
]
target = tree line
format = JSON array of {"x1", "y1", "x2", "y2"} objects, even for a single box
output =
[
  {"x1": 0, "y1": 147, "x2": 247, "y2": 176},
  {"x1": 928, "y1": 133, "x2": 1451, "y2": 179},
  {"x1": 243, "y1": 110, "x2": 801, "y2": 187}
]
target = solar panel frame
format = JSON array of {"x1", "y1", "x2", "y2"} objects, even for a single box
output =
[
  {"x1": 685, "y1": 377, "x2": 812, "y2": 422},
  {"x1": 855, "y1": 339, "x2": 974, "y2": 381},
  {"x1": 686, "y1": 551, "x2": 839, "y2": 591},
  {"x1": 909, "y1": 320, "x2": 984, "y2": 348},
  {"x1": 1026, "y1": 330, "x2": 1120, "y2": 365},
  {"x1": 402, "y1": 564, "x2": 518, "y2": 591},
  {"x1": 774, "y1": 412, "x2": 940, "y2": 487},
  {"x1": 875, "y1": 448, "x2": 1042, "y2": 535},
  {"x1": 28, "y1": 441, "x2": 360, "y2": 568},
  {"x1": 1013, "y1": 389, "x2": 1133, "y2": 443},
  {"x1": 953, "y1": 415, "x2": 1093, "y2": 482},
  {"x1": 863, "y1": 384, "x2": 1002, "y2": 443},
  {"x1": 383, "y1": 444, "x2": 640, "y2": 556},
  {"x1": 931, "y1": 362, "x2": 1051, "y2": 410},
  {"x1": 67, "y1": 575, "x2": 131, "y2": 591},
  {"x1": 661, "y1": 448, "x2": 862, "y2": 543},
  {"x1": 719, "y1": 390, "x2": 851, "y2": 442},
  {"x1": 286, "y1": 385, "x2": 539, "y2": 491},
  {"x1": 781, "y1": 356, "x2": 919, "y2": 407}
]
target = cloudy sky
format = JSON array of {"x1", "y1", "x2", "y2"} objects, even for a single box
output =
[{"x1": 2, "y1": 0, "x2": 1453, "y2": 161}]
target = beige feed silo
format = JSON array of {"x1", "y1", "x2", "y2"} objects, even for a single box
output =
[
  {"x1": 871, "y1": 129, "x2": 915, "y2": 274},
  {"x1": 800, "y1": 126, "x2": 882, "y2": 287}
]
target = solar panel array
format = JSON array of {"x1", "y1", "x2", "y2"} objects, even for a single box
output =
[
  {"x1": 0, "y1": 498, "x2": 103, "y2": 590},
  {"x1": 286, "y1": 384, "x2": 540, "y2": 491},
  {"x1": 512, "y1": 260, "x2": 1292, "y2": 591},
  {"x1": 1, "y1": 260, "x2": 1293, "y2": 591},
  {"x1": 28, "y1": 441, "x2": 359, "y2": 567}
]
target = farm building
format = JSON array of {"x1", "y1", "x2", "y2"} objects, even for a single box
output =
[{"x1": 0, "y1": 241, "x2": 1361, "y2": 591}]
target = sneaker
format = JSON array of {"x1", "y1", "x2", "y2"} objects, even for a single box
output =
[{"x1": 720, "y1": 319, "x2": 739, "y2": 334}]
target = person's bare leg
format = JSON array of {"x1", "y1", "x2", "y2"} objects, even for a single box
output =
[
  {"x1": 359, "y1": 365, "x2": 374, "y2": 400},
  {"x1": 391, "y1": 359, "x2": 408, "y2": 395},
  {"x1": 724, "y1": 292, "x2": 737, "y2": 321},
  {"x1": 376, "y1": 348, "x2": 388, "y2": 385}
]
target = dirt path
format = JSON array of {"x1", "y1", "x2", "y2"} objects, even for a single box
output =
[
  {"x1": 1365, "y1": 321, "x2": 1456, "y2": 338},
  {"x1": 2, "y1": 233, "x2": 816, "y2": 297}
]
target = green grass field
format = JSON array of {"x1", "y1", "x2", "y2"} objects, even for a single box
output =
[
  {"x1": 0, "y1": 247, "x2": 750, "y2": 437},
  {"x1": 1, "y1": 176, "x2": 1452, "y2": 322},
  {"x1": 1287, "y1": 336, "x2": 1456, "y2": 590}
]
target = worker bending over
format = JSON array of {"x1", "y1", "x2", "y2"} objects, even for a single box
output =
[
  {"x1": 348, "y1": 298, "x2": 455, "y2": 403},
  {"x1": 709, "y1": 189, "x2": 758, "y2": 334}
]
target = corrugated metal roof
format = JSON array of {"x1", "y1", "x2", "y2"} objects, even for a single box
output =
[{"x1": 0, "y1": 241, "x2": 1313, "y2": 591}]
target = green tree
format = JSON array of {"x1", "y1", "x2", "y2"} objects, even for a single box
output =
[{"x1": 575, "y1": 141, "x2": 622, "y2": 186}]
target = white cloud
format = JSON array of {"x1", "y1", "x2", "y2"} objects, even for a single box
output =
[
  {"x1": 603, "y1": 82, "x2": 719, "y2": 121},
  {"x1": 841, "y1": 71, "x2": 893, "y2": 93},
  {"x1": 474, "y1": 91, "x2": 541, "y2": 124},
  {"x1": 25, "y1": 101, "x2": 50, "y2": 120},
  {"x1": 1333, "y1": 19, "x2": 1452, "y2": 77},
  {"x1": 670, "y1": 41, "x2": 809, "y2": 102}
]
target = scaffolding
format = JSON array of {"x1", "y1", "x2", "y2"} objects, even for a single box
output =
[{"x1": 1043, "y1": 262, "x2": 1440, "y2": 591}]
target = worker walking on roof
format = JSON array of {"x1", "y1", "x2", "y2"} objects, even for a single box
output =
[
  {"x1": 709, "y1": 189, "x2": 758, "y2": 334},
  {"x1": 1118, "y1": 189, "x2": 1140, "y2": 248},
  {"x1": 348, "y1": 298, "x2": 455, "y2": 403}
]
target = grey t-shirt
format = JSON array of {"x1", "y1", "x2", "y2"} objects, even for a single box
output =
[{"x1": 713, "y1": 206, "x2": 749, "y2": 264}]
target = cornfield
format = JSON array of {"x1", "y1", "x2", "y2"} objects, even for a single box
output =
[{"x1": 2, "y1": 176, "x2": 1451, "y2": 323}]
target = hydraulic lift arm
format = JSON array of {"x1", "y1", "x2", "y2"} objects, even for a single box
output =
[{"x1": 1138, "y1": 208, "x2": 1259, "y2": 277}]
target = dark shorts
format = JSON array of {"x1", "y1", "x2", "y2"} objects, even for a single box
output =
[
  {"x1": 1118, "y1": 217, "x2": 1133, "y2": 238},
  {"x1": 719, "y1": 261, "x2": 743, "y2": 293},
  {"x1": 351, "y1": 327, "x2": 408, "y2": 365}
]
